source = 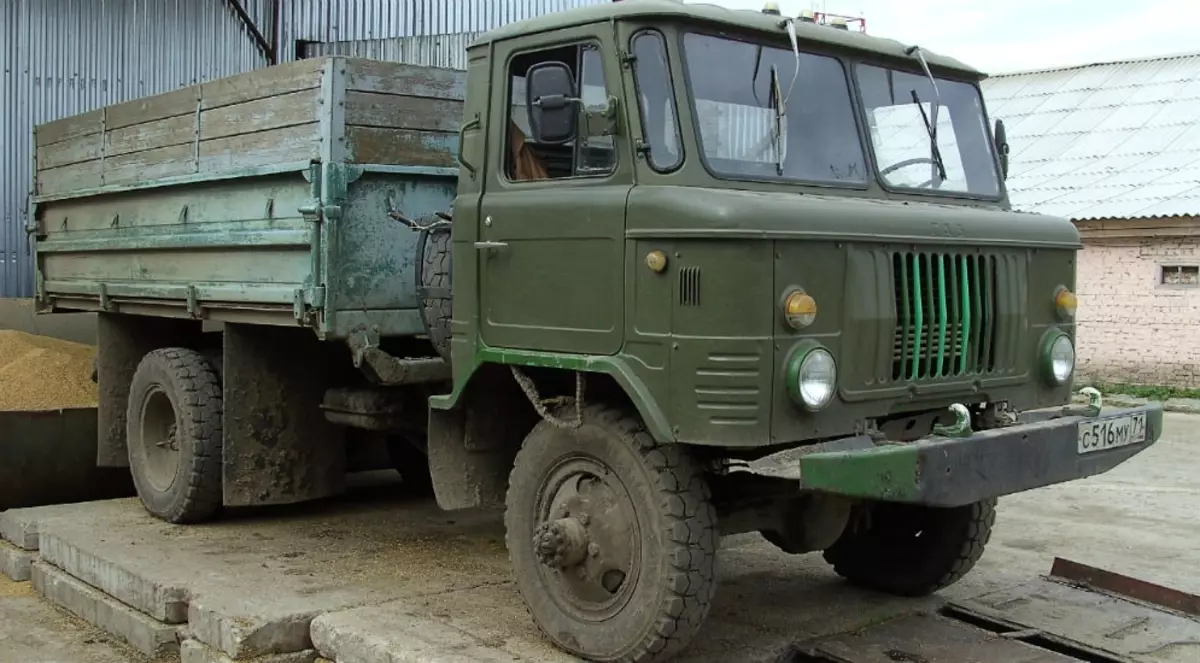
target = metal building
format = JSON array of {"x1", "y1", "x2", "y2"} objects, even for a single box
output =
[{"x1": 0, "y1": 0, "x2": 604, "y2": 298}]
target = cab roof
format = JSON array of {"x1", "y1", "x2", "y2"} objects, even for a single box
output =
[{"x1": 470, "y1": 0, "x2": 983, "y2": 78}]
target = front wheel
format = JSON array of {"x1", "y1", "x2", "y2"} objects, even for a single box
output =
[
  {"x1": 822, "y1": 498, "x2": 996, "y2": 597},
  {"x1": 505, "y1": 405, "x2": 718, "y2": 662}
]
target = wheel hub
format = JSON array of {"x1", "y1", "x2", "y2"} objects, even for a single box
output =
[
  {"x1": 532, "y1": 457, "x2": 641, "y2": 618},
  {"x1": 534, "y1": 517, "x2": 590, "y2": 568}
]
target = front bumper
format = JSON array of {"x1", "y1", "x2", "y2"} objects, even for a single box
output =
[{"x1": 797, "y1": 403, "x2": 1164, "y2": 507}]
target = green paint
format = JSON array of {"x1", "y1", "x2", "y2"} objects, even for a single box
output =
[
  {"x1": 935, "y1": 254, "x2": 947, "y2": 377},
  {"x1": 799, "y1": 443, "x2": 924, "y2": 502},
  {"x1": 960, "y1": 255, "x2": 971, "y2": 375}
]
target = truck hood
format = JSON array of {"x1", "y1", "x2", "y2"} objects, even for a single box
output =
[{"x1": 626, "y1": 186, "x2": 1081, "y2": 249}]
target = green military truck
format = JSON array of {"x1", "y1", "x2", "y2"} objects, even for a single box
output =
[{"x1": 28, "y1": 1, "x2": 1161, "y2": 661}]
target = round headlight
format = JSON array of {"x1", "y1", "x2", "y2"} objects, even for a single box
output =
[
  {"x1": 1044, "y1": 334, "x2": 1075, "y2": 385},
  {"x1": 788, "y1": 347, "x2": 837, "y2": 410}
]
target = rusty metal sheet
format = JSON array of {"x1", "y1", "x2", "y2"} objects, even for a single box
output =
[
  {"x1": 949, "y1": 578, "x2": 1200, "y2": 663},
  {"x1": 795, "y1": 613, "x2": 1077, "y2": 663},
  {"x1": 1050, "y1": 557, "x2": 1200, "y2": 618}
]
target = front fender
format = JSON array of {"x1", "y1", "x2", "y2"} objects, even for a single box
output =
[{"x1": 428, "y1": 346, "x2": 675, "y2": 444}]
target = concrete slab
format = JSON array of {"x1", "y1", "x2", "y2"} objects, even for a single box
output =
[
  {"x1": 310, "y1": 605, "x2": 558, "y2": 663},
  {"x1": 32, "y1": 561, "x2": 182, "y2": 659},
  {"x1": 33, "y1": 482, "x2": 516, "y2": 659},
  {"x1": 39, "y1": 514, "x2": 190, "y2": 624},
  {"x1": 0, "y1": 574, "x2": 150, "y2": 663},
  {"x1": 0, "y1": 506, "x2": 43, "y2": 549},
  {"x1": 1, "y1": 540, "x2": 34, "y2": 581},
  {"x1": 0, "y1": 501, "x2": 97, "y2": 550},
  {"x1": 181, "y1": 638, "x2": 317, "y2": 663}
]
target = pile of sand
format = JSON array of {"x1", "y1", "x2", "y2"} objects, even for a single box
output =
[{"x1": 0, "y1": 330, "x2": 98, "y2": 411}]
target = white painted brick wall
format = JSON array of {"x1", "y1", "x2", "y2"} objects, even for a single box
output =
[{"x1": 1075, "y1": 237, "x2": 1200, "y2": 388}]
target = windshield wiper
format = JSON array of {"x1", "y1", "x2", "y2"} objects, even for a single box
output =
[
  {"x1": 904, "y1": 45, "x2": 947, "y2": 183},
  {"x1": 768, "y1": 20, "x2": 802, "y2": 176},
  {"x1": 910, "y1": 89, "x2": 947, "y2": 182},
  {"x1": 769, "y1": 65, "x2": 785, "y2": 175}
]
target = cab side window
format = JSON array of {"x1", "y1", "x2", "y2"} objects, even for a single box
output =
[{"x1": 505, "y1": 41, "x2": 617, "y2": 182}]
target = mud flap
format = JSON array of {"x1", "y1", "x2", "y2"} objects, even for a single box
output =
[
  {"x1": 427, "y1": 367, "x2": 535, "y2": 511},
  {"x1": 95, "y1": 313, "x2": 198, "y2": 467},
  {"x1": 222, "y1": 324, "x2": 346, "y2": 507}
]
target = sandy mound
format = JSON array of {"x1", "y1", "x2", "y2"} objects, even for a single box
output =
[{"x1": 0, "y1": 330, "x2": 98, "y2": 411}]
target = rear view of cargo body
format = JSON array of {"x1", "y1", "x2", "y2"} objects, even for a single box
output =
[{"x1": 30, "y1": 56, "x2": 464, "y2": 341}]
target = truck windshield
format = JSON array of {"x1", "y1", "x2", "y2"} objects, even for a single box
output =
[
  {"x1": 681, "y1": 33, "x2": 867, "y2": 185},
  {"x1": 856, "y1": 64, "x2": 1000, "y2": 197}
]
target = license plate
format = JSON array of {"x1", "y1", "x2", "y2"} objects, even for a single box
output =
[{"x1": 1077, "y1": 413, "x2": 1147, "y2": 454}]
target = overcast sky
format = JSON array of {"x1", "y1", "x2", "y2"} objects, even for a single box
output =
[{"x1": 698, "y1": 0, "x2": 1200, "y2": 73}]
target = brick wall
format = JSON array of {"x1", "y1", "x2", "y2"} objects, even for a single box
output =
[{"x1": 1075, "y1": 236, "x2": 1200, "y2": 388}]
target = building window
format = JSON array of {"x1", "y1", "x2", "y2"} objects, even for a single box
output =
[{"x1": 1161, "y1": 265, "x2": 1200, "y2": 286}]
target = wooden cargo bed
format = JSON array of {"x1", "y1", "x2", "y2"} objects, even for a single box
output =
[{"x1": 31, "y1": 57, "x2": 465, "y2": 339}]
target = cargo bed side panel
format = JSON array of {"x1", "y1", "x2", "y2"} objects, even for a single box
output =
[{"x1": 36, "y1": 172, "x2": 319, "y2": 326}]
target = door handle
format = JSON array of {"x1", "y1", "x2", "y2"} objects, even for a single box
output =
[{"x1": 474, "y1": 241, "x2": 508, "y2": 249}]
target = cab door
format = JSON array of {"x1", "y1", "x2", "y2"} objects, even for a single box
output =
[{"x1": 476, "y1": 26, "x2": 632, "y2": 356}]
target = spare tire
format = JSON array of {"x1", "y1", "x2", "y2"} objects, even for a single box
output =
[{"x1": 417, "y1": 226, "x2": 453, "y2": 361}]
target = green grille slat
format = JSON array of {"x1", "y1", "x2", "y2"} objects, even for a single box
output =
[
  {"x1": 980, "y1": 256, "x2": 995, "y2": 372},
  {"x1": 922, "y1": 255, "x2": 935, "y2": 379},
  {"x1": 910, "y1": 254, "x2": 923, "y2": 381},
  {"x1": 959, "y1": 255, "x2": 972, "y2": 375},
  {"x1": 935, "y1": 254, "x2": 948, "y2": 377}
]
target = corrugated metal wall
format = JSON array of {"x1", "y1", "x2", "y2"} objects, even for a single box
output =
[
  {"x1": 0, "y1": 0, "x2": 268, "y2": 297},
  {"x1": 278, "y1": 0, "x2": 606, "y2": 57},
  {"x1": 1, "y1": 0, "x2": 603, "y2": 297},
  {"x1": 304, "y1": 33, "x2": 480, "y2": 70}
]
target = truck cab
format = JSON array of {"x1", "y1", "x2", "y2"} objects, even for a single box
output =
[{"x1": 426, "y1": 2, "x2": 1160, "y2": 660}]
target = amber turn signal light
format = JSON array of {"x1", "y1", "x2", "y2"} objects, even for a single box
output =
[
  {"x1": 783, "y1": 290, "x2": 817, "y2": 329},
  {"x1": 1055, "y1": 287, "x2": 1077, "y2": 320}
]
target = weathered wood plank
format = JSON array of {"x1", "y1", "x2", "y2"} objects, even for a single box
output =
[
  {"x1": 37, "y1": 161, "x2": 103, "y2": 196},
  {"x1": 37, "y1": 133, "x2": 102, "y2": 170},
  {"x1": 105, "y1": 114, "x2": 197, "y2": 157},
  {"x1": 344, "y1": 91, "x2": 463, "y2": 133},
  {"x1": 344, "y1": 59, "x2": 466, "y2": 101},
  {"x1": 106, "y1": 87, "x2": 200, "y2": 130},
  {"x1": 37, "y1": 109, "x2": 104, "y2": 147},
  {"x1": 345, "y1": 127, "x2": 458, "y2": 167},
  {"x1": 103, "y1": 143, "x2": 197, "y2": 186},
  {"x1": 199, "y1": 89, "x2": 321, "y2": 141},
  {"x1": 198, "y1": 123, "x2": 321, "y2": 172},
  {"x1": 200, "y1": 58, "x2": 325, "y2": 110}
]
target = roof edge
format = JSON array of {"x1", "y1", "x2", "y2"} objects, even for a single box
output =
[{"x1": 989, "y1": 49, "x2": 1200, "y2": 78}]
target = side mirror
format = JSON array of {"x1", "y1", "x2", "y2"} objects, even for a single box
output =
[
  {"x1": 994, "y1": 118, "x2": 1010, "y2": 180},
  {"x1": 526, "y1": 62, "x2": 579, "y2": 145}
]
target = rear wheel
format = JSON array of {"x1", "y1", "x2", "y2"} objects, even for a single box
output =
[
  {"x1": 822, "y1": 498, "x2": 996, "y2": 596},
  {"x1": 126, "y1": 348, "x2": 223, "y2": 524},
  {"x1": 505, "y1": 405, "x2": 718, "y2": 662}
]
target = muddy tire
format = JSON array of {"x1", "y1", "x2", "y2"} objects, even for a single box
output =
[
  {"x1": 418, "y1": 228, "x2": 452, "y2": 360},
  {"x1": 126, "y1": 348, "x2": 223, "y2": 524},
  {"x1": 505, "y1": 404, "x2": 718, "y2": 662},
  {"x1": 822, "y1": 498, "x2": 996, "y2": 597},
  {"x1": 387, "y1": 434, "x2": 433, "y2": 495}
]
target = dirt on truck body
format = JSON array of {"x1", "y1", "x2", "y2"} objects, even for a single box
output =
[{"x1": 27, "y1": 1, "x2": 1163, "y2": 661}]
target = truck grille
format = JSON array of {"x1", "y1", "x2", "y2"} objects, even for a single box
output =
[{"x1": 891, "y1": 252, "x2": 1002, "y2": 381}]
